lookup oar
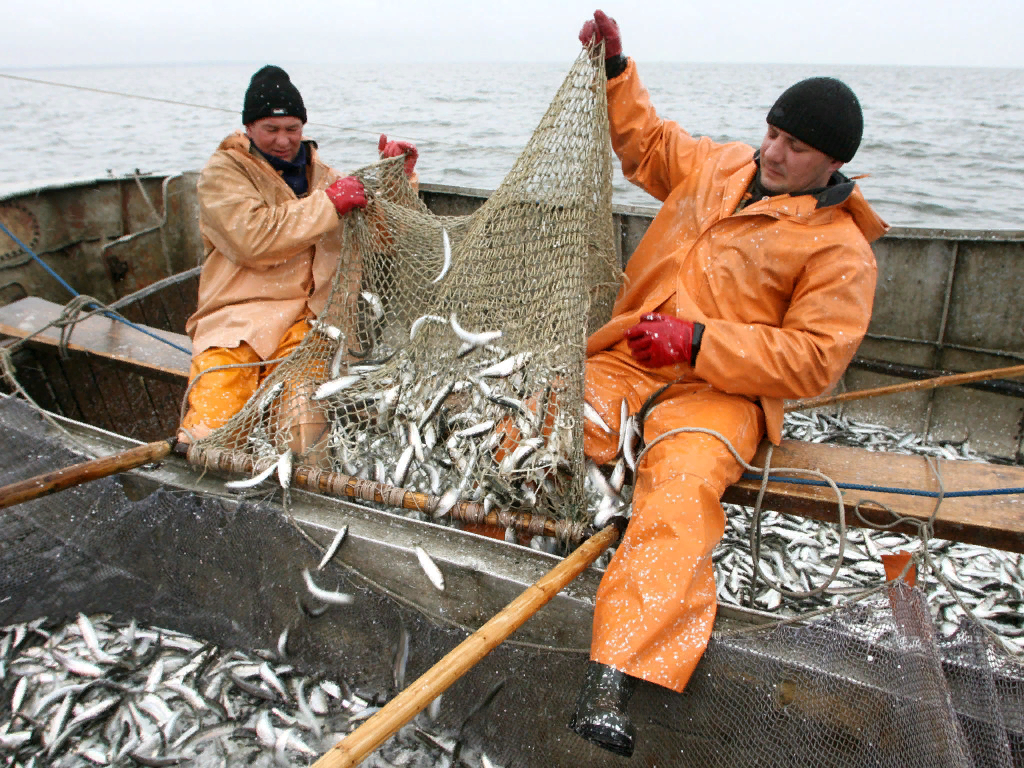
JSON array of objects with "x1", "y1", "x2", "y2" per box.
[
  {"x1": 785, "y1": 362, "x2": 1024, "y2": 413},
  {"x1": 311, "y1": 523, "x2": 621, "y2": 768},
  {"x1": 0, "y1": 438, "x2": 176, "y2": 510}
]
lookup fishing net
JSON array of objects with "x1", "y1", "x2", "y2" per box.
[
  {"x1": 1, "y1": 395, "x2": 1023, "y2": 767},
  {"x1": 186, "y1": 47, "x2": 619, "y2": 534}
]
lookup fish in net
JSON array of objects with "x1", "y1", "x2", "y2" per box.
[{"x1": 186, "y1": 46, "x2": 620, "y2": 534}]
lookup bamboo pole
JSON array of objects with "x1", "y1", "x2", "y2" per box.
[
  {"x1": 0, "y1": 438, "x2": 175, "y2": 510},
  {"x1": 785, "y1": 363, "x2": 1024, "y2": 413},
  {"x1": 311, "y1": 523, "x2": 621, "y2": 768}
]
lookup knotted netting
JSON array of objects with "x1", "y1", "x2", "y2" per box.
[{"x1": 187, "y1": 47, "x2": 619, "y2": 532}]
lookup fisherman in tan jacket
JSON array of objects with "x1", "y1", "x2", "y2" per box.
[{"x1": 179, "y1": 65, "x2": 417, "y2": 446}]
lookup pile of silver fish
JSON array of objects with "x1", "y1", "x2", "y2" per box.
[
  {"x1": 234, "y1": 313, "x2": 575, "y2": 524},
  {"x1": 579, "y1": 409, "x2": 1024, "y2": 654},
  {"x1": 0, "y1": 614, "x2": 499, "y2": 767},
  {"x1": 715, "y1": 411, "x2": 1024, "y2": 653}
]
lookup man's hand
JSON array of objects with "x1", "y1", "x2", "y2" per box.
[
  {"x1": 325, "y1": 177, "x2": 367, "y2": 216},
  {"x1": 379, "y1": 134, "x2": 418, "y2": 177},
  {"x1": 578, "y1": 10, "x2": 622, "y2": 58},
  {"x1": 625, "y1": 313, "x2": 697, "y2": 368}
]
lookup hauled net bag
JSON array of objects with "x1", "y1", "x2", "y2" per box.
[{"x1": 187, "y1": 46, "x2": 619, "y2": 533}]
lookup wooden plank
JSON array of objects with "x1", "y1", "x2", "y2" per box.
[
  {"x1": 723, "y1": 439, "x2": 1024, "y2": 554},
  {"x1": 0, "y1": 297, "x2": 190, "y2": 379}
]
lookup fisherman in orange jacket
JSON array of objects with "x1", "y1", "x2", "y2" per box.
[
  {"x1": 180, "y1": 65, "x2": 418, "y2": 448},
  {"x1": 570, "y1": 12, "x2": 888, "y2": 757}
]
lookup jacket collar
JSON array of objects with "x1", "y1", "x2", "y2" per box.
[
  {"x1": 750, "y1": 150, "x2": 855, "y2": 209},
  {"x1": 742, "y1": 151, "x2": 889, "y2": 242}
]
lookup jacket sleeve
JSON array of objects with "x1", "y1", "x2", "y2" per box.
[
  {"x1": 607, "y1": 58, "x2": 719, "y2": 202},
  {"x1": 198, "y1": 153, "x2": 341, "y2": 270},
  {"x1": 694, "y1": 242, "x2": 878, "y2": 400}
]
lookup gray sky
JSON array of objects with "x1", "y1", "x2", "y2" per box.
[{"x1": 5, "y1": 0, "x2": 1024, "y2": 69}]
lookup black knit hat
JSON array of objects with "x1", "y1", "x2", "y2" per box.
[
  {"x1": 242, "y1": 65, "x2": 307, "y2": 125},
  {"x1": 766, "y1": 77, "x2": 862, "y2": 163}
]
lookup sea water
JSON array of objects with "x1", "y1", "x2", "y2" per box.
[{"x1": 2, "y1": 60, "x2": 1024, "y2": 229}]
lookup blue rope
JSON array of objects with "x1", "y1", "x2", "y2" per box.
[
  {"x1": 0, "y1": 219, "x2": 191, "y2": 355},
  {"x1": 742, "y1": 471, "x2": 1024, "y2": 499}
]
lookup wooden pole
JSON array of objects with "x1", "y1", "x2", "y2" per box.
[
  {"x1": 0, "y1": 438, "x2": 175, "y2": 510},
  {"x1": 785, "y1": 363, "x2": 1024, "y2": 413},
  {"x1": 311, "y1": 523, "x2": 621, "y2": 768},
  {"x1": 189, "y1": 446, "x2": 566, "y2": 541}
]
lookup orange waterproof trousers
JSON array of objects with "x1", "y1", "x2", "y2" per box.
[
  {"x1": 180, "y1": 317, "x2": 312, "y2": 443},
  {"x1": 584, "y1": 350, "x2": 765, "y2": 693}
]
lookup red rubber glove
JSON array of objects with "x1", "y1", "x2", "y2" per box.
[
  {"x1": 625, "y1": 313, "x2": 696, "y2": 368},
  {"x1": 378, "y1": 134, "x2": 418, "y2": 177},
  {"x1": 578, "y1": 10, "x2": 622, "y2": 58},
  {"x1": 325, "y1": 176, "x2": 367, "y2": 216}
]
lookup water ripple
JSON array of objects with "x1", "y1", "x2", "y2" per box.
[{"x1": 3, "y1": 61, "x2": 1024, "y2": 229}]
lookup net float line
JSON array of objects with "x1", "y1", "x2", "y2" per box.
[{"x1": 185, "y1": 444, "x2": 588, "y2": 543}]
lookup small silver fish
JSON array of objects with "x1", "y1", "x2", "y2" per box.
[
  {"x1": 418, "y1": 381, "x2": 455, "y2": 430},
  {"x1": 301, "y1": 569, "x2": 354, "y2": 605},
  {"x1": 584, "y1": 401, "x2": 615, "y2": 435},
  {"x1": 594, "y1": 496, "x2": 626, "y2": 528},
  {"x1": 312, "y1": 321, "x2": 341, "y2": 340},
  {"x1": 434, "y1": 488, "x2": 460, "y2": 519},
  {"x1": 225, "y1": 460, "x2": 278, "y2": 490},
  {"x1": 609, "y1": 458, "x2": 626, "y2": 493},
  {"x1": 452, "y1": 420, "x2": 495, "y2": 440},
  {"x1": 410, "y1": 314, "x2": 447, "y2": 341},
  {"x1": 427, "y1": 694, "x2": 443, "y2": 721},
  {"x1": 621, "y1": 416, "x2": 639, "y2": 471},
  {"x1": 361, "y1": 291, "x2": 385, "y2": 320},
  {"x1": 415, "y1": 546, "x2": 445, "y2": 591},
  {"x1": 478, "y1": 352, "x2": 531, "y2": 379},
  {"x1": 393, "y1": 445, "x2": 415, "y2": 487},
  {"x1": 616, "y1": 398, "x2": 629, "y2": 455},
  {"x1": 433, "y1": 227, "x2": 452, "y2": 283},
  {"x1": 393, "y1": 625, "x2": 410, "y2": 690},
  {"x1": 277, "y1": 627, "x2": 290, "y2": 658},
  {"x1": 76, "y1": 613, "x2": 117, "y2": 664},
  {"x1": 277, "y1": 449, "x2": 293, "y2": 489},
  {"x1": 408, "y1": 421, "x2": 425, "y2": 463},
  {"x1": 450, "y1": 314, "x2": 502, "y2": 348},
  {"x1": 317, "y1": 526, "x2": 348, "y2": 571},
  {"x1": 313, "y1": 374, "x2": 362, "y2": 401}
]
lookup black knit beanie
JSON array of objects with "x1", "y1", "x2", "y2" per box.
[
  {"x1": 242, "y1": 65, "x2": 307, "y2": 125},
  {"x1": 766, "y1": 77, "x2": 862, "y2": 163}
]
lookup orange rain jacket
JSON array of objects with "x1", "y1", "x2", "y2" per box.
[
  {"x1": 584, "y1": 59, "x2": 888, "y2": 693},
  {"x1": 185, "y1": 131, "x2": 343, "y2": 360},
  {"x1": 588, "y1": 59, "x2": 888, "y2": 444}
]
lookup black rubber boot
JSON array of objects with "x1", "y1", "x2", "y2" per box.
[{"x1": 568, "y1": 661, "x2": 639, "y2": 757}]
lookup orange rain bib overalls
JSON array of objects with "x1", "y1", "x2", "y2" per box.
[{"x1": 585, "y1": 58, "x2": 886, "y2": 692}]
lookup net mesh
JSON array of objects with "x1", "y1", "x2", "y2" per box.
[{"x1": 187, "y1": 47, "x2": 619, "y2": 530}]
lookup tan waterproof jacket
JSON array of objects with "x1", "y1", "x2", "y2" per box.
[
  {"x1": 589, "y1": 59, "x2": 888, "y2": 443},
  {"x1": 186, "y1": 131, "x2": 343, "y2": 359}
]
